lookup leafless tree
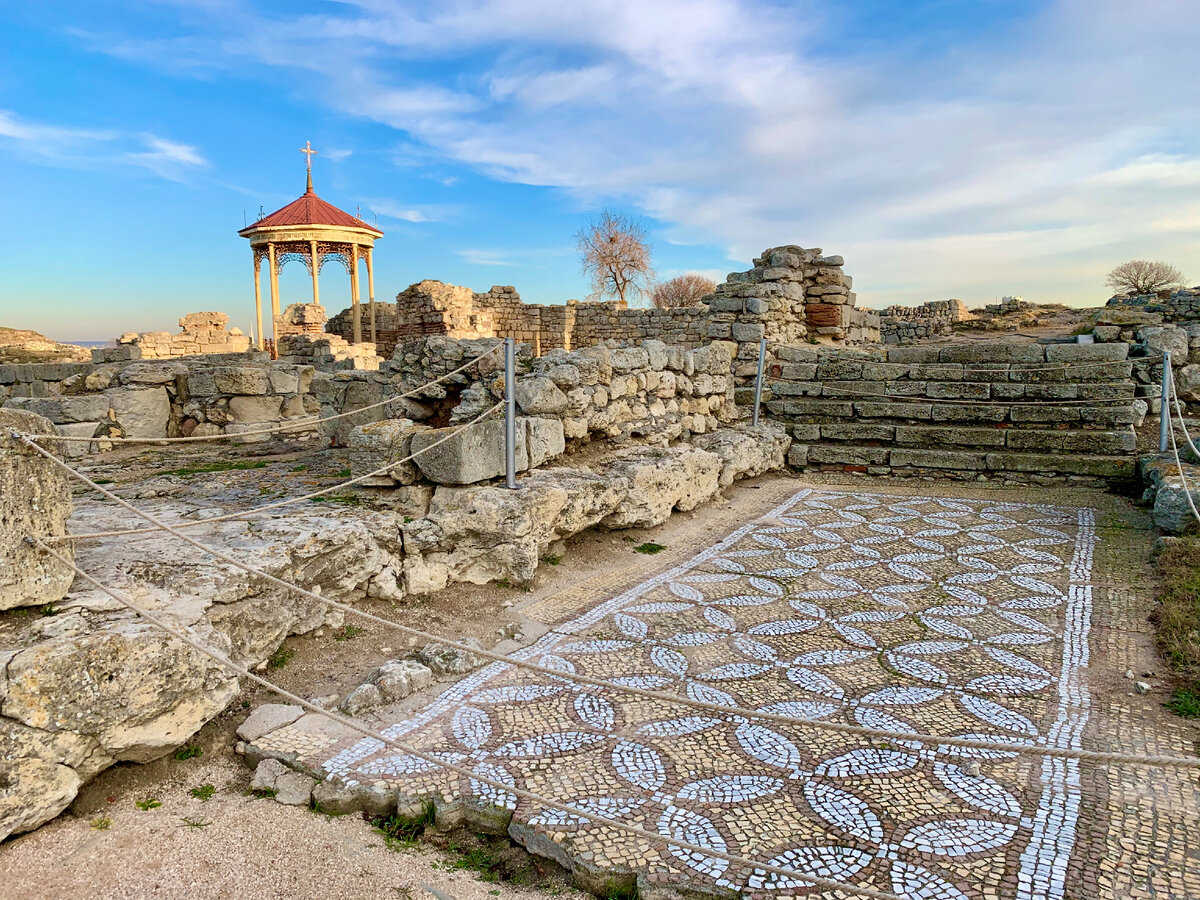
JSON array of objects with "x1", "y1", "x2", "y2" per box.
[
  {"x1": 577, "y1": 211, "x2": 655, "y2": 305},
  {"x1": 651, "y1": 273, "x2": 718, "y2": 309},
  {"x1": 1105, "y1": 259, "x2": 1186, "y2": 296}
]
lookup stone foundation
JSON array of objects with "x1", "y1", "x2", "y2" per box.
[{"x1": 96, "y1": 312, "x2": 251, "y2": 362}]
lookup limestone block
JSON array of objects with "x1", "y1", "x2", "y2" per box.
[
  {"x1": 118, "y1": 362, "x2": 187, "y2": 386},
  {"x1": 228, "y1": 395, "x2": 283, "y2": 423},
  {"x1": 213, "y1": 367, "x2": 272, "y2": 395},
  {"x1": 107, "y1": 387, "x2": 169, "y2": 438},
  {"x1": 1043, "y1": 342, "x2": 1129, "y2": 363},
  {"x1": 609, "y1": 347, "x2": 650, "y2": 374},
  {"x1": 411, "y1": 417, "x2": 528, "y2": 485},
  {"x1": 349, "y1": 418, "x2": 429, "y2": 485},
  {"x1": 689, "y1": 423, "x2": 790, "y2": 487},
  {"x1": 0, "y1": 410, "x2": 74, "y2": 611},
  {"x1": 524, "y1": 417, "x2": 566, "y2": 468},
  {"x1": 1138, "y1": 326, "x2": 1188, "y2": 364},
  {"x1": 642, "y1": 339, "x2": 668, "y2": 371},
  {"x1": 514, "y1": 377, "x2": 569, "y2": 415},
  {"x1": 4, "y1": 394, "x2": 110, "y2": 424},
  {"x1": 237, "y1": 704, "x2": 304, "y2": 743},
  {"x1": 53, "y1": 421, "x2": 103, "y2": 459},
  {"x1": 251, "y1": 758, "x2": 316, "y2": 806}
]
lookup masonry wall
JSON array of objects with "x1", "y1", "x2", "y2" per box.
[{"x1": 98, "y1": 312, "x2": 252, "y2": 362}]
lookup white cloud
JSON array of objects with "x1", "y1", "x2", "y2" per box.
[
  {"x1": 68, "y1": 0, "x2": 1200, "y2": 305},
  {"x1": 457, "y1": 249, "x2": 519, "y2": 267},
  {"x1": 0, "y1": 111, "x2": 205, "y2": 180}
]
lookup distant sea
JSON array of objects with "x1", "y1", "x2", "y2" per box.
[{"x1": 59, "y1": 340, "x2": 113, "y2": 348}]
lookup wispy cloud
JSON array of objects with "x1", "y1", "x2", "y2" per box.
[
  {"x1": 0, "y1": 111, "x2": 205, "y2": 180},
  {"x1": 457, "y1": 248, "x2": 520, "y2": 267}
]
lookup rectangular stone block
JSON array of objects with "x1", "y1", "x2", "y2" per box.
[
  {"x1": 808, "y1": 445, "x2": 890, "y2": 466},
  {"x1": 787, "y1": 444, "x2": 808, "y2": 467},
  {"x1": 893, "y1": 426, "x2": 1006, "y2": 448},
  {"x1": 1061, "y1": 430, "x2": 1136, "y2": 453},
  {"x1": 768, "y1": 399, "x2": 854, "y2": 417},
  {"x1": 931, "y1": 404, "x2": 1009, "y2": 423},
  {"x1": 1009, "y1": 405, "x2": 1081, "y2": 423},
  {"x1": 890, "y1": 449, "x2": 988, "y2": 470},
  {"x1": 885, "y1": 347, "x2": 941, "y2": 363},
  {"x1": 1044, "y1": 343, "x2": 1129, "y2": 363},
  {"x1": 791, "y1": 424, "x2": 820, "y2": 441},
  {"x1": 1004, "y1": 430, "x2": 1066, "y2": 451},
  {"x1": 820, "y1": 423, "x2": 895, "y2": 441},
  {"x1": 855, "y1": 401, "x2": 932, "y2": 419},
  {"x1": 1022, "y1": 384, "x2": 1079, "y2": 400},
  {"x1": 908, "y1": 364, "x2": 964, "y2": 381},
  {"x1": 412, "y1": 417, "x2": 528, "y2": 484},
  {"x1": 779, "y1": 363, "x2": 817, "y2": 380},
  {"x1": 769, "y1": 381, "x2": 822, "y2": 397},
  {"x1": 985, "y1": 451, "x2": 1135, "y2": 478},
  {"x1": 926, "y1": 382, "x2": 990, "y2": 400}
]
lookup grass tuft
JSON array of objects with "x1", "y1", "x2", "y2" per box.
[
  {"x1": 189, "y1": 784, "x2": 216, "y2": 801},
  {"x1": 369, "y1": 804, "x2": 435, "y2": 851},
  {"x1": 1152, "y1": 536, "x2": 1200, "y2": 717},
  {"x1": 173, "y1": 744, "x2": 203, "y2": 761},
  {"x1": 90, "y1": 816, "x2": 112, "y2": 830},
  {"x1": 633, "y1": 542, "x2": 666, "y2": 555},
  {"x1": 267, "y1": 646, "x2": 294, "y2": 669},
  {"x1": 135, "y1": 797, "x2": 162, "y2": 811},
  {"x1": 333, "y1": 625, "x2": 365, "y2": 642}
]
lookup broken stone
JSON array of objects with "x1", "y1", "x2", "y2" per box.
[
  {"x1": 251, "y1": 758, "x2": 315, "y2": 806},
  {"x1": 415, "y1": 639, "x2": 484, "y2": 676},
  {"x1": 236, "y1": 704, "x2": 305, "y2": 743}
]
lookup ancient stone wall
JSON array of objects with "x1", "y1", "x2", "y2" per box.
[
  {"x1": 96, "y1": 312, "x2": 252, "y2": 362},
  {"x1": 0, "y1": 355, "x2": 318, "y2": 447},
  {"x1": 878, "y1": 298, "x2": 975, "y2": 344},
  {"x1": 763, "y1": 340, "x2": 1140, "y2": 484},
  {"x1": 1104, "y1": 287, "x2": 1200, "y2": 322}
]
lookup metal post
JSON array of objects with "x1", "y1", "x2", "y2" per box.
[
  {"x1": 752, "y1": 338, "x2": 767, "y2": 427},
  {"x1": 1160, "y1": 349, "x2": 1172, "y2": 453},
  {"x1": 505, "y1": 337, "x2": 517, "y2": 489}
]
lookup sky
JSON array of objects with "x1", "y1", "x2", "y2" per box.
[{"x1": 0, "y1": 0, "x2": 1198, "y2": 342}]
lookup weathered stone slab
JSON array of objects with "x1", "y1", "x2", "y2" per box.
[
  {"x1": 893, "y1": 425, "x2": 1006, "y2": 448},
  {"x1": 108, "y1": 387, "x2": 169, "y2": 437},
  {"x1": 0, "y1": 410, "x2": 74, "y2": 610},
  {"x1": 411, "y1": 418, "x2": 529, "y2": 485},
  {"x1": 1044, "y1": 343, "x2": 1128, "y2": 363},
  {"x1": 855, "y1": 401, "x2": 933, "y2": 420},
  {"x1": 808, "y1": 445, "x2": 889, "y2": 466},
  {"x1": 985, "y1": 451, "x2": 1135, "y2": 477},
  {"x1": 890, "y1": 449, "x2": 988, "y2": 470}
]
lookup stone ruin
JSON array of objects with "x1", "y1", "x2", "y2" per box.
[
  {"x1": 878, "y1": 298, "x2": 976, "y2": 344},
  {"x1": 97, "y1": 311, "x2": 251, "y2": 362},
  {"x1": 0, "y1": 242, "x2": 1167, "y2": 845}
]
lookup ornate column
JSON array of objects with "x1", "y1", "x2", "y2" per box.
[
  {"x1": 309, "y1": 239, "x2": 320, "y2": 307},
  {"x1": 367, "y1": 247, "x2": 377, "y2": 344},
  {"x1": 252, "y1": 252, "x2": 264, "y2": 351},
  {"x1": 350, "y1": 243, "x2": 362, "y2": 345},
  {"x1": 267, "y1": 242, "x2": 279, "y2": 328}
]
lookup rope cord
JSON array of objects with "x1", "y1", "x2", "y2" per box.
[
  {"x1": 41, "y1": 401, "x2": 505, "y2": 542},
  {"x1": 1167, "y1": 367, "x2": 1200, "y2": 461},
  {"x1": 28, "y1": 538, "x2": 906, "y2": 900},
  {"x1": 21, "y1": 436, "x2": 1200, "y2": 770},
  {"x1": 21, "y1": 345, "x2": 502, "y2": 444},
  {"x1": 1166, "y1": 368, "x2": 1200, "y2": 528}
]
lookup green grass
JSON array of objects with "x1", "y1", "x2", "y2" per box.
[
  {"x1": 266, "y1": 646, "x2": 294, "y2": 669},
  {"x1": 1153, "y1": 536, "x2": 1200, "y2": 718},
  {"x1": 90, "y1": 816, "x2": 112, "y2": 830},
  {"x1": 1166, "y1": 688, "x2": 1200, "y2": 718},
  {"x1": 173, "y1": 744, "x2": 203, "y2": 761},
  {"x1": 189, "y1": 784, "x2": 216, "y2": 801},
  {"x1": 633, "y1": 542, "x2": 666, "y2": 555},
  {"x1": 93, "y1": 478, "x2": 115, "y2": 485},
  {"x1": 251, "y1": 787, "x2": 277, "y2": 799},
  {"x1": 543, "y1": 555, "x2": 562, "y2": 566},
  {"x1": 135, "y1": 798, "x2": 162, "y2": 811},
  {"x1": 180, "y1": 817, "x2": 212, "y2": 829},
  {"x1": 39, "y1": 604, "x2": 57, "y2": 617},
  {"x1": 162, "y1": 460, "x2": 268, "y2": 478},
  {"x1": 333, "y1": 468, "x2": 352, "y2": 478},
  {"x1": 1070, "y1": 323, "x2": 1095, "y2": 336},
  {"x1": 369, "y1": 805, "x2": 435, "y2": 851},
  {"x1": 333, "y1": 625, "x2": 365, "y2": 642},
  {"x1": 290, "y1": 464, "x2": 309, "y2": 472}
]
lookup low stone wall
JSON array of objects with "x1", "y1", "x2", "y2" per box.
[
  {"x1": 878, "y1": 299, "x2": 975, "y2": 344},
  {"x1": 764, "y1": 341, "x2": 1141, "y2": 484},
  {"x1": 97, "y1": 312, "x2": 251, "y2": 362},
  {"x1": 1105, "y1": 287, "x2": 1200, "y2": 322},
  {"x1": 1, "y1": 354, "x2": 318, "y2": 447}
]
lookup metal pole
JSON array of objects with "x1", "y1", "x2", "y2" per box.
[
  {"x1": 1160, "y1": 349, "x2": 1172, "y2": 453},
  {"x1": 752, "y1": 337, "x2": 767, "y2": 427},
  {"x1": 505, "y1": 337, "x2": 517, "y2": 489}
]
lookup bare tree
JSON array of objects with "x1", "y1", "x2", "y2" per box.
[
  {"x1": 577, "y1": 211, "x2": 655, "y2": 305},
  {"x1": 1105, "y1": 259, "x2": 1186, "y2": 296},
  {"x1": 651, "y1": 273, "x2": 718, "y2": 309}
]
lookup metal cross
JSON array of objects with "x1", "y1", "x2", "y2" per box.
[{"x1": 300, "y1": 141, "x2": 317, "y2": 171}]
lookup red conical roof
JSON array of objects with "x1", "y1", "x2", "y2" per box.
[{"x1": 240, "y1": 185, "x2": 383, "y2": 236}]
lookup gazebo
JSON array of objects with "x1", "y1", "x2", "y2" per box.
[{"x1": 238, "y1": 143, "x2": 384, "y2": 349}]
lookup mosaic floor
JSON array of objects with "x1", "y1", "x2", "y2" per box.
[{"x1": 258, "y1": 487, "x2": 1108, "y2": 899}]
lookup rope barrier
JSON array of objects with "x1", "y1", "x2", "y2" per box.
[
  {"x1": 40, "y1": 401, "x2": 505, "y2": 542},
  {"x1": 1166, "y1": 368, "x2": 1200, "y2": 528},
  {"x1": 20, "y1": 345, "x2": 502, "y2": 445},
  {"x1": 29, "y1": 538, "x2": 906, "y2": 900},
  {"x1": 21, "y1": 436, "x2": 1200, "y2": 770}
]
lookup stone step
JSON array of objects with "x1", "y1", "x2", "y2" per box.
[
  {"x1": 767, "y1": 378, "x2": 1135, "y2": 400},
  {"x1": 790, "y1": 423, "x2": 1136, "y2": 454},
  {"x1": 789, "y1": 441, "x2": 1136, "y2": 479},
  {"x1": 765, "y1": 397, "x2": 1138, "y2": 427}
]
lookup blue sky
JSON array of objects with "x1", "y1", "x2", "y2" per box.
[{"x1": 1, "y1": 0, "x2": 1198, "y2": 341}]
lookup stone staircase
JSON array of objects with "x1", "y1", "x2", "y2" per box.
[{"x1": 765, "y1": 342, "x2": 1140, "y2": 484}]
